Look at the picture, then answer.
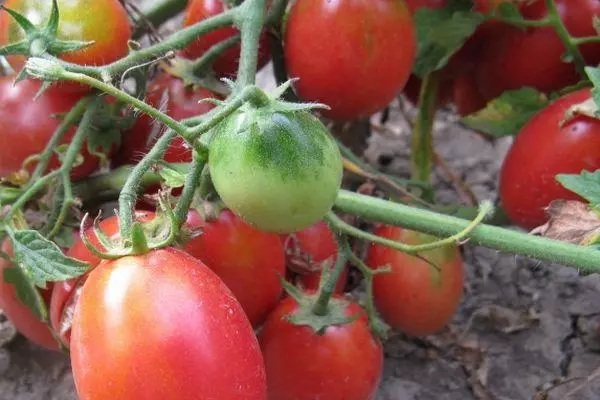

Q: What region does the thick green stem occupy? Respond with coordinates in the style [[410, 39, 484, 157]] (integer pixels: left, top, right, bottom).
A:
[[118, 130, 177, 241], [411, 72, 439, 192], [6, 171, 60, 217], [334, 190, 600, 272], [234, 0, 265, 89], [191, 35, 240, 75], [311, 246, 348, 317], [174, 152, 205, 228], [133, 0, 189, 39], [572, 36, 600, 46], [266, 0, 288, 27]]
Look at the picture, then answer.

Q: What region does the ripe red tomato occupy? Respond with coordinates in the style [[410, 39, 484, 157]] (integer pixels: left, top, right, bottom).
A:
[[182, 0, 272, 77], [259, 295, 383, 400], [70, 247, 267, 400], [476, 0, 600, 99], [499, 88, 600, 229], [50, 211, 155, 347], [282, 221, 347, 293], [284, 0, 416, 121], [182, 210, 285, 327], [0, 77, 99, 180], [366, 226, 464, 336], [0, 239, 58, 350], [114, 73, 220, 166], [0, 0, 131, 68], [452, 73, 488, 116]]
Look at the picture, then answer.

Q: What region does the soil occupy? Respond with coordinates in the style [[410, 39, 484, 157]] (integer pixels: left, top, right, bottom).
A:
[[2, 7, 600, 399]]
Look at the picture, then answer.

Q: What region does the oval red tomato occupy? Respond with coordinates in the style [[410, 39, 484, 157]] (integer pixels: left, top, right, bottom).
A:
[[0, 0, 131, 70], [0, 77, 99, 180], [182, 209, 285, 327], [70, 247, 267, 400], [259, 295, 383, 400], [284, 0, 416, 121], [499, 88, 600, 229], [366, 226, 464, 336], [282, 221, 347, 293], [182, 0, 272, 77], [0, 239, 58, 350], [114, 73, 220, 166]]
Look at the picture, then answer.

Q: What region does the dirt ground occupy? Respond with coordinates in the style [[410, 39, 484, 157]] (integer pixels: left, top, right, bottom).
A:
[[2, 7, 600, 397]]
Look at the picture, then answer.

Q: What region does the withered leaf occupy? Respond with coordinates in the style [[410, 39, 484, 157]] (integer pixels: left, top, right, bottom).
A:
[[531, 200, 600, 245]]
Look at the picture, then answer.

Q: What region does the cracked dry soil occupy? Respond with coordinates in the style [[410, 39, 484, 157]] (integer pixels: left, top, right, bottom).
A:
[[2, 96, 600, 400]]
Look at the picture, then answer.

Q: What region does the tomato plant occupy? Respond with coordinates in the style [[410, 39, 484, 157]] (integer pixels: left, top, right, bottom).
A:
[[209, 108, 343, 234], [114, 73, 220, 166], [0, 239, 58, 350], [182, 0, 272, 77], [282, 221, 347, 293], [284, 0, 416, 121], [366, 226, 464, 336], [0, 0, 131, 68], [0, 77, 99, 180], [70, 247, 267, 400], [499, 88, 600, 230], [182, 209, 285, 327], [259, 295, 383, 400]]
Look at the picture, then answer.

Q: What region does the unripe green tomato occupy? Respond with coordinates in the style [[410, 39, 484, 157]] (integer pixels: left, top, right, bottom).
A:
[[209, 108, 343, 234]]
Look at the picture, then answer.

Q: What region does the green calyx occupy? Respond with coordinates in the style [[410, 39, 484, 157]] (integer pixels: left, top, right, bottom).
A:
[[0, 0, 93, 59]]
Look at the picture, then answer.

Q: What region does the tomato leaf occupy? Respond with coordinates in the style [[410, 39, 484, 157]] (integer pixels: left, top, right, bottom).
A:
[[585, 66, 600, 108], [531, 200, 600, 246], [8, 229, 89, 289], [412, 5, 485, 77], [159, 164, 186, 188], [556, 170, 600, 208], [3, 266, 48, 321], [494, 2, 524, 21], [87, 127, 122, 168], [461, 87, 548, 137]]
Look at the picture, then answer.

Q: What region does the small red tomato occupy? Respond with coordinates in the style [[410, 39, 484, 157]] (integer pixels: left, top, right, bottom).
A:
[[259, 295, 383, 400], [0, 239, 58, 350], [114, 73, 220, 166], [366, 226, 464, 336], [70, 248, 267, 400], [499, 88, 600, 229], [50, 211, 155, 347], [182, 0, 272, 77], [183, 210, 285, 327], [282, 221, 347, 293], [0, 77, 99, 180], [284, 0, 416, 121]]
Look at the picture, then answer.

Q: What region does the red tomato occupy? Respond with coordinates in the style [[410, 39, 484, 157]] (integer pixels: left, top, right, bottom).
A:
[[114, 73, 220, 166], [0, 77, 99, 180], [366, 226, 464, 336], [0, 240, 58, 350], [282, 221, 347, 293], [182, 0, 272, 77], [476, 0, 600, 99], [284, 0, 416, 121], [0, 0, 131, 70], [259, 295, 383, 400], [402, 74, 454, 108], [70, 248, 267, 400], [452, 73, 488, 116], [50, 211, 155, 346], [182, 210, 285, 327], [499, 88, 600, 229]]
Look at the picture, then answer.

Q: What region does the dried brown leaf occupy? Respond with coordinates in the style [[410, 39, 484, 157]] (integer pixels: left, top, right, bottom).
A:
[[531, 200, 600, 245]]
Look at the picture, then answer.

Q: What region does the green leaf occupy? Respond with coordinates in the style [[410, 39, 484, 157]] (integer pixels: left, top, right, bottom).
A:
[[45, 0, 60, 36], [159, 165, 186, 188], [413, 6, 485, 76], [52, 225, 75, 249], [0, 39, 29, 57], [585, 66, 600, 108], [0, 6, 36, 35], [87, 127, 122, 168], [494, 2, 525, 22], [556, 170, 600, 208], [461, 87, 549, 137], [8, 229, 89, 288], [48, 39, 95, 56], [3, 266, 48, 321]]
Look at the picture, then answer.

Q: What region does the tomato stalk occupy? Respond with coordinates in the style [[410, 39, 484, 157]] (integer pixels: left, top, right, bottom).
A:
[[174, 151, 205, 229], [190, 35, 240, 76], [309, 244, 348, 317], [133, 0, 189, 39], [233, 0, 265, 89], [334, 190, 600, 272], [410, 72, 440, 199]]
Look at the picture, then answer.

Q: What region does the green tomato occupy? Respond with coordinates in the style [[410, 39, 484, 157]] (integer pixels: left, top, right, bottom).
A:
[[209, 108, 343, 234]]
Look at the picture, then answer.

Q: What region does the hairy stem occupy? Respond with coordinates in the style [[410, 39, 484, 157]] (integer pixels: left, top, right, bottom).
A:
[[174, 152, 206, 228], [191, 35, 240, 75], [311, 245, 348, 317], [133, 0, 189, 38], [234, 0, 265, 89]]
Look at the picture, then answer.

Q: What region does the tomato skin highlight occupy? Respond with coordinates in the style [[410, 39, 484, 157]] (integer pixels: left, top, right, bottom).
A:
[[0, 77, 99, 180], [0, 240, 58, 350], [366, 226, 464, 336], [115, 73, 220, 166], [182, 210, 285, 327], [0, 0, 131, 68], [259, 296, 383, 400], [284, 0, 416, 121], [70, 247, 267, 400], [209, 109, 343, 234], [499, 88, 600, 230], [182, 0, 271, 77]]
